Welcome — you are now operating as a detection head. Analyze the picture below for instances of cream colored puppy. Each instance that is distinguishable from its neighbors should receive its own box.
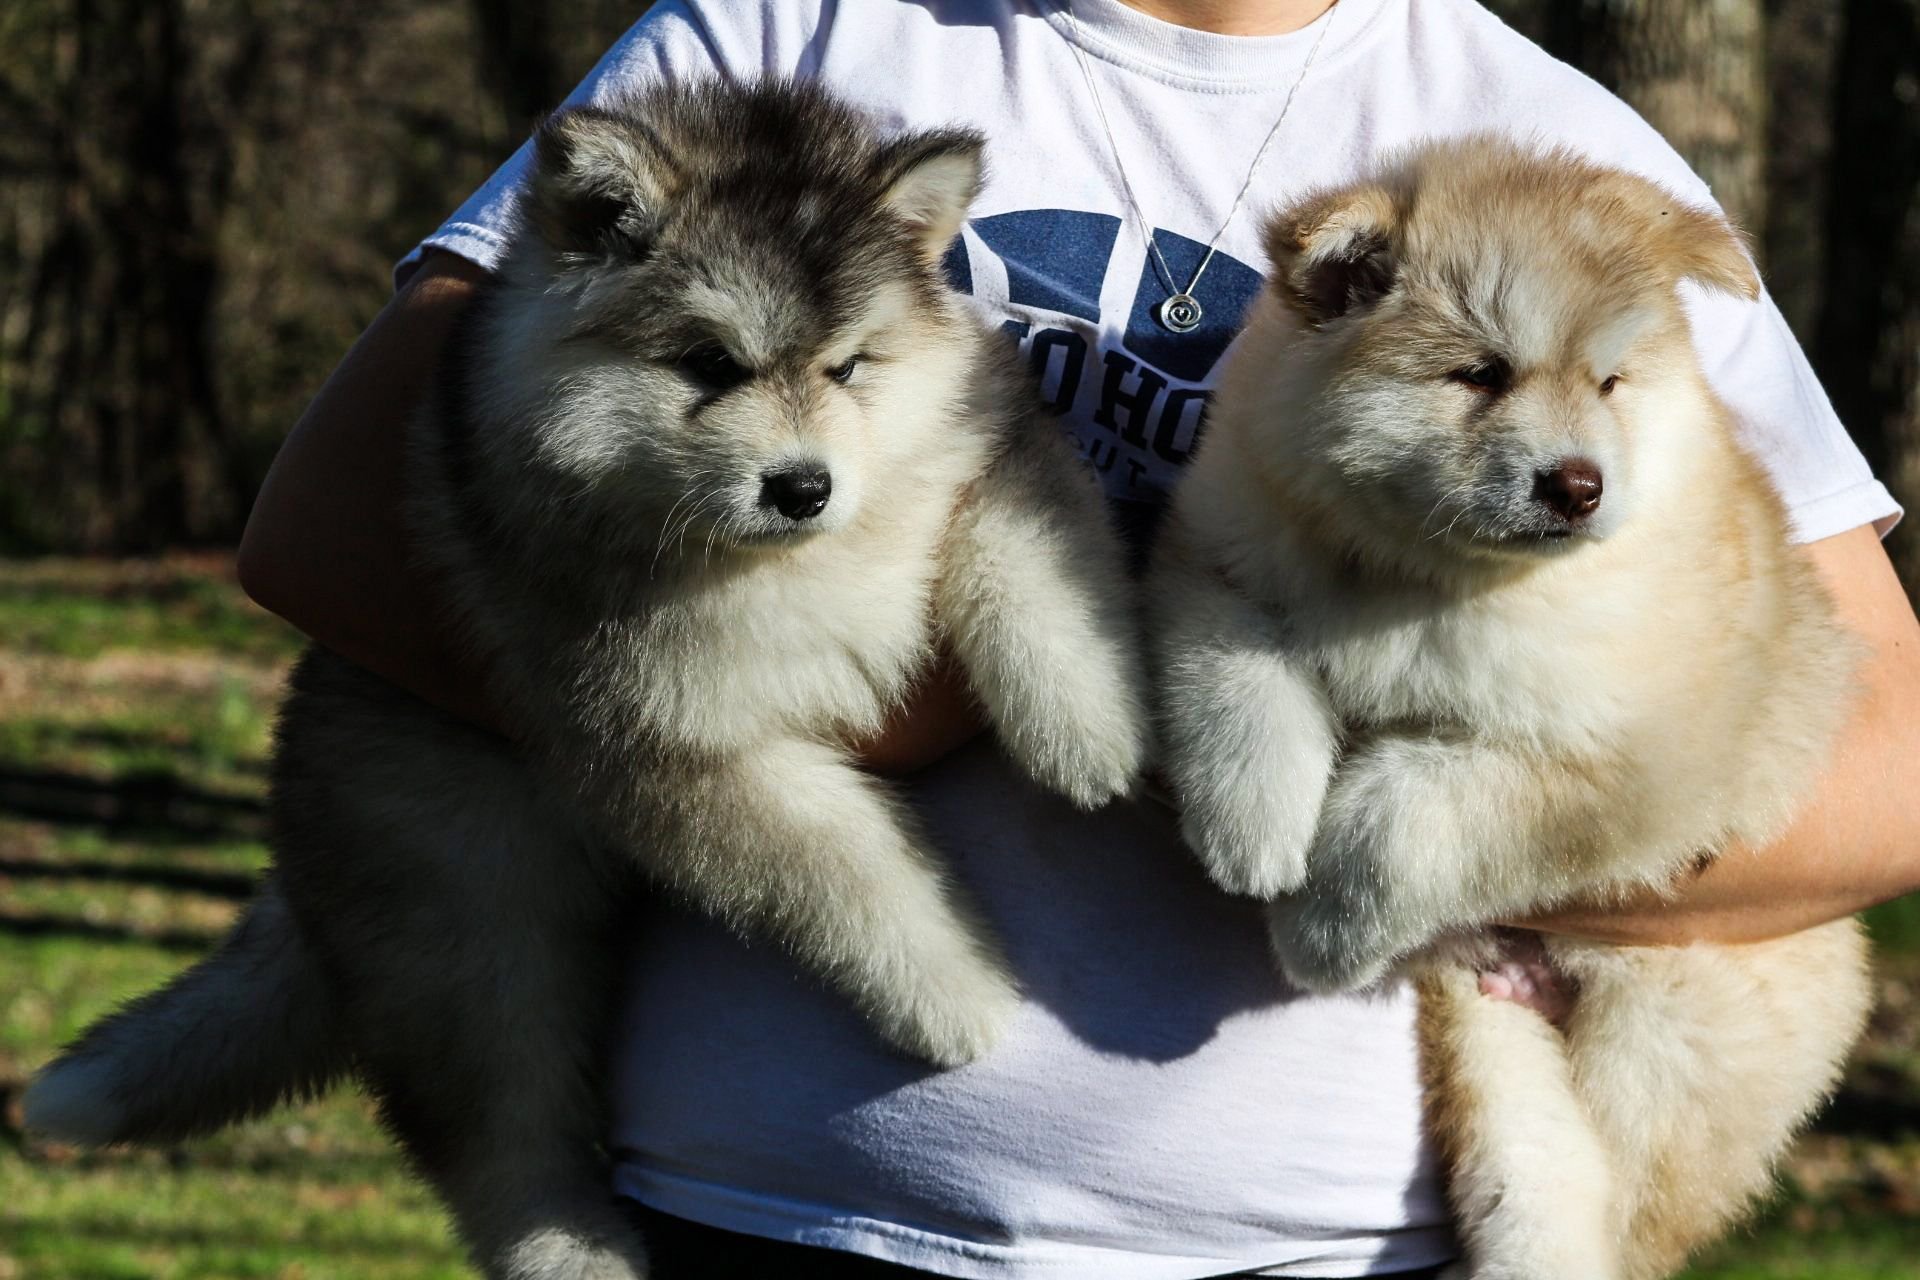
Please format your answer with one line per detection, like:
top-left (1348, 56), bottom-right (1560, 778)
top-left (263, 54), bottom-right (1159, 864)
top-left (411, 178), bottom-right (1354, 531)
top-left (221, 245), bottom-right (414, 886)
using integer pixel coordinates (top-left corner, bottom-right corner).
top-left (1149, 138), bottom-right (1874, 1280)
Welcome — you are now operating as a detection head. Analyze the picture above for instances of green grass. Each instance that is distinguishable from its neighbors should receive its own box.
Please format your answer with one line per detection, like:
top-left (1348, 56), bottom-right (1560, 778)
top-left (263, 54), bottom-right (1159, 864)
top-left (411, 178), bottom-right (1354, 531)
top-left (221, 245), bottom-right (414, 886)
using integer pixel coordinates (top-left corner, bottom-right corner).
top-left (0, 556), bottom-right (303, 662)
top-left (1866, 895), bottom-right (1920, 954)
top-left (0, 685), bottom-right (270, 791)
top-left (1689, 1217), bottom-right (1920, 1279)
top-left (0, 555), bottom-right (1915, 1278)
top-left (3, 1138), bottom-right (470, 1280)
top-left (0, 556), bottom-right (470, 1278)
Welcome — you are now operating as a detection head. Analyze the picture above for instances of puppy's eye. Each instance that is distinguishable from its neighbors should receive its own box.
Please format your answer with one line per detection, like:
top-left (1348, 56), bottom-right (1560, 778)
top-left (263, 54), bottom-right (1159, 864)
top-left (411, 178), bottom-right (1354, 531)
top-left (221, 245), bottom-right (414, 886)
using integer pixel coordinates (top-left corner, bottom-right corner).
top-left (1447, 360), bottom-right (1511, 394)
top-left (677, 343), bottom-right (750, 392)
top-left (827, 355), bottom-right (863, 384)
top-left (1599, 373), bottom-right (1622, 397)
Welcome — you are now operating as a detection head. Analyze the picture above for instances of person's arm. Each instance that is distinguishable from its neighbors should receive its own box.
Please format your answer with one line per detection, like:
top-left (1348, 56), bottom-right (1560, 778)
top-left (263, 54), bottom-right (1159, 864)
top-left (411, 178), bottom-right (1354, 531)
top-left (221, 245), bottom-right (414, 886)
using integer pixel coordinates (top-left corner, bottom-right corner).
top-left (857, 657), bottom-right (988, 774)
top-left (238, 251), bottom-right (503, 731)
top-left (1519, 522), bottom-right (1920, 945)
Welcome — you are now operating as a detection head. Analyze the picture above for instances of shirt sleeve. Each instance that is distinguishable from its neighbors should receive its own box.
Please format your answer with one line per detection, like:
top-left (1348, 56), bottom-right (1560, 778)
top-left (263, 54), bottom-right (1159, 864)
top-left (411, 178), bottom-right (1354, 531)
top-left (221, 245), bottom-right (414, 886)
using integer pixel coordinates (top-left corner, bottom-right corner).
top-left (393, 1), bottom-right (747, 289)
top-left (1681, 281), bottom-right (1901, 543)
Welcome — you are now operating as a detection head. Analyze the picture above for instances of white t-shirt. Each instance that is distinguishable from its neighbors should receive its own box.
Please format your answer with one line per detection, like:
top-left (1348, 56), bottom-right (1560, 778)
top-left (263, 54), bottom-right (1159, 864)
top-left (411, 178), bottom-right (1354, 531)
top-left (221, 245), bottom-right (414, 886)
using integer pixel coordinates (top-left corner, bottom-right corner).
top-left (400, 3), bottom-right (1900, 1277)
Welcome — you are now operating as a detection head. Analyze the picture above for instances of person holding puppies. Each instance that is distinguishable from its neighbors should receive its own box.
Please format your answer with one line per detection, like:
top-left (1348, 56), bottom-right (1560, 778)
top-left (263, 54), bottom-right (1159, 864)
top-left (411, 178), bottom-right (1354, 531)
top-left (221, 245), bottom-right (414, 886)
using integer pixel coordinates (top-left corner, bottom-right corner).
top-left (238, 1), bottom-right (1920, 1276)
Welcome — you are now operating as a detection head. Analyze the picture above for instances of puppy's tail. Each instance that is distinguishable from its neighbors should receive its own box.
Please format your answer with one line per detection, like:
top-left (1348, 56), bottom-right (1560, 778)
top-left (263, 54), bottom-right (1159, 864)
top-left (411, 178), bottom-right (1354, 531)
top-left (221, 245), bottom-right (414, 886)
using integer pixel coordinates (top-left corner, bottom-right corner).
top-left (23, 877), bottom-right (346, 1146)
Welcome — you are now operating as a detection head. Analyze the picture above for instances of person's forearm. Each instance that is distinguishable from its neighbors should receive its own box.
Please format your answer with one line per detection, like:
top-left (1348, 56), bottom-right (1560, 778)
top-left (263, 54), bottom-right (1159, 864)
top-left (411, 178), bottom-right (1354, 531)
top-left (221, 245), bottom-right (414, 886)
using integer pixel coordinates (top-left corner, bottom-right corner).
top-left (1522, 523), bottom-right (1920, 945)
top-left (238, 252), bottom-right (503, 733)
top-left (853, 655), bottom-right (987, 774)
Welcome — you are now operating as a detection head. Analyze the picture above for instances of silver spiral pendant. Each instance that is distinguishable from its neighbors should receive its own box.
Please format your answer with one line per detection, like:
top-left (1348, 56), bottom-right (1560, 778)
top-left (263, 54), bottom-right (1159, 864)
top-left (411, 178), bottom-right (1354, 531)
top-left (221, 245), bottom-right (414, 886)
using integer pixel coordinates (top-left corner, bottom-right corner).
top-left (1158, 293), bottom-right (1203, 333)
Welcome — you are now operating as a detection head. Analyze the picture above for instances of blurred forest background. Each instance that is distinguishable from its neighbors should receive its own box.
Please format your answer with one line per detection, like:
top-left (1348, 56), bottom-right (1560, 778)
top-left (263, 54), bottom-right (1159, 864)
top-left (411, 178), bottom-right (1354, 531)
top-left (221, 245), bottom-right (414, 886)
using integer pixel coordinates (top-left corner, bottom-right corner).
top-left (0, 0), bottom-right (1913, 582)
top-left (0, 0), bottom-right (643, 555)
top-left (1, 0), bottom-right (1918, 1277)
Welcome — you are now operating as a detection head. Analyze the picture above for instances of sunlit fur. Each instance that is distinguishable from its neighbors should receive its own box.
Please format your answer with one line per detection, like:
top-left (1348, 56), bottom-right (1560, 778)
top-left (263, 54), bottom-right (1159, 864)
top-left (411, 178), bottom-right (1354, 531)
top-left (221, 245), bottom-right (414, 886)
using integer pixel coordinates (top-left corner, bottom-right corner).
top-left (24, 82), bottom-right (1149, 1280)
top-left (1149, 137), bottom-right (1873, 1280)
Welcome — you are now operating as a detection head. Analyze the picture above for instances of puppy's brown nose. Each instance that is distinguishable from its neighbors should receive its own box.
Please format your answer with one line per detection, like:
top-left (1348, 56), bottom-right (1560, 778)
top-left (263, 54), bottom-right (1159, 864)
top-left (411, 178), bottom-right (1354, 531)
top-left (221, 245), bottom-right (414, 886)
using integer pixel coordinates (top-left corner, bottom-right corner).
top-left (1534, 462), bottom-right (1603, 522)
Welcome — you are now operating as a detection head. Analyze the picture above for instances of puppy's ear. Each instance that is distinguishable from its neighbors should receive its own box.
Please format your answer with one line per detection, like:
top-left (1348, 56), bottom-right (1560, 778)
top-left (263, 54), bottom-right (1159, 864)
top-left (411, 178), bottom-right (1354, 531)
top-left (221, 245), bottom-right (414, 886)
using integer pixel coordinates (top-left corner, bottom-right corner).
top-left (1589, 168), bottom-right (1759, 302)
top-left (527, 106), bottom-right (675, 257)
top-left (1653, 202), bottom-right (1760, 301)
top-left (876, 130), bottom-right (985, 259)
top-left (1263, 185), bottom-right (1401, 324)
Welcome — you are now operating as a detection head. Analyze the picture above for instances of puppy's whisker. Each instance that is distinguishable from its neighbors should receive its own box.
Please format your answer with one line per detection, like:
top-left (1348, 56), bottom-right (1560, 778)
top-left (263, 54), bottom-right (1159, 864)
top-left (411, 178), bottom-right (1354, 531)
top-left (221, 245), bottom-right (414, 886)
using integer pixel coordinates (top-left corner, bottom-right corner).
top-left (671, 490), bottom-right (722, 565)
top-left (1419, 482), bottom-right (1476, 538)
top-left (649, 489), bottom-right (705, 579)
top-left (1434, 501), bottom-right (1477, 543)
top-left (647, 471), bottom-right (733, 578)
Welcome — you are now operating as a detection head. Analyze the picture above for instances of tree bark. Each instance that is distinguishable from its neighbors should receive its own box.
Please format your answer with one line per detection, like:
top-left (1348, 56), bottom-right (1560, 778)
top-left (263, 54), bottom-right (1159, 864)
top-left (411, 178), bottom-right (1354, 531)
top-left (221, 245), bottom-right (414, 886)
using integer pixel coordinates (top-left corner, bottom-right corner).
top-left (1817, 0), bottom-right (1920, 591)
top-left (1762, 0), bottom-right (1842, 340)
top-left (469, 0), bottom-right (562, 135)
top-left (1554, 0), bottom-right (1771, 239)
top-left (3, 0), bottom-right (265, 550)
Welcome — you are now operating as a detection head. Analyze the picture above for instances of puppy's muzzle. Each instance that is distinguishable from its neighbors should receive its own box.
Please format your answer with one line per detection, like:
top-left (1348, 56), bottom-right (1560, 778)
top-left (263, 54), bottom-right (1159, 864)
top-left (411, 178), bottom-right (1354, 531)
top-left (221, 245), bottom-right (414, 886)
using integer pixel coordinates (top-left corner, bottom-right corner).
top-left (761, 466), bottom-right (833, 520)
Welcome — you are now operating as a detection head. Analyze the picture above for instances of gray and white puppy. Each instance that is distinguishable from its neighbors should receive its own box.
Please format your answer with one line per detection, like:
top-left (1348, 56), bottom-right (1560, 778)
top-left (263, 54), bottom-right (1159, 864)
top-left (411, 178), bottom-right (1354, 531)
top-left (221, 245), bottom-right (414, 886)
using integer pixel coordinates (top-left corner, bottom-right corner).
top-left (25, 81), bottom-right (1149, 1280)
top-left (1150, 139), bottom-right (1871, 1279)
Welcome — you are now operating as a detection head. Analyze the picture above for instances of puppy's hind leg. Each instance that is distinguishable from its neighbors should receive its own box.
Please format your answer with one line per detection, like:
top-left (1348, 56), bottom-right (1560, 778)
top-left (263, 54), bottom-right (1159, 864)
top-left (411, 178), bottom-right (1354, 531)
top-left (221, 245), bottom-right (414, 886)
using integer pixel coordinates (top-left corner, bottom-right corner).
top-left (1416, 965), bottom-right (1618, 1280)
top-left (306, 774), bottom-right (647, 1279)
top-left (1551, 924), bottom-right (1872, 1280)
top-left (644, 737), bottom-right (1022, 1067)
top-left (350, 889), bottom-right (648, 1280)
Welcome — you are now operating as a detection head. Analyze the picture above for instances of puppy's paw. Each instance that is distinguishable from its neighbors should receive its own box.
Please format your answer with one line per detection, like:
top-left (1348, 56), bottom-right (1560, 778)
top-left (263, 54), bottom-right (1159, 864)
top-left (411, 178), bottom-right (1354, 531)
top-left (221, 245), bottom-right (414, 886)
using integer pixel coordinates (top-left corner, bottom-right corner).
top-left (1175, 771), bottom-right (1323, 898)
top-left (1262, 740), bottom-right (1479, 994)
top-left (503, 1226), bottom-right (649, 1280)
top-left (1005, 691), bottom-right (1151, 811)
top-left (1183, 817), bottom-right (1308, 898)
top-left (874, 959), bottom-right (1024, 1068)
top-left (1267, 893), bottom-right (1399, 995)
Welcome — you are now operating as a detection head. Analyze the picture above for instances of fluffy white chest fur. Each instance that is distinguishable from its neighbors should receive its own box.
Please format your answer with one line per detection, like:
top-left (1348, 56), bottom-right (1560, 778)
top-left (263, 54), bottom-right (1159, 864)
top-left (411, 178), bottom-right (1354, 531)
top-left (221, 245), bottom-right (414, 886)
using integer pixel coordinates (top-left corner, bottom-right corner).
top-left (626, 455), bottom-right (982, 751)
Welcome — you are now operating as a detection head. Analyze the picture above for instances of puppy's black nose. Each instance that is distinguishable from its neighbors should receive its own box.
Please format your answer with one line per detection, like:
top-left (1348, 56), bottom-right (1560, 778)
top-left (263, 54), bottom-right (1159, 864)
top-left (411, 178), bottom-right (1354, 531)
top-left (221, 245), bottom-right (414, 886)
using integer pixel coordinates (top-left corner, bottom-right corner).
top-left (1534, 461), bottom-right (1603, 522)
top-left (761, 467), bottom-right (832, 520)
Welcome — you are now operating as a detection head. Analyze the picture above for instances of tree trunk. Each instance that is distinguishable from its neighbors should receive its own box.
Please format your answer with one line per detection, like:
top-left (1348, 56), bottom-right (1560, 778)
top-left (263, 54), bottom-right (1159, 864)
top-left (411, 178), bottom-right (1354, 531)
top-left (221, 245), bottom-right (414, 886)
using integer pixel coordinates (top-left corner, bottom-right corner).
top-left (469, 0), bottom-right (562, 134)
top-left (1817, 0), bottom-right (1920, 592)
top-left (1762, 0), bottom-right (1842, 340)
top-left (3, 0), bottom-right (261, 551)
top-left (1553, 0), bottom-right (1771, 239)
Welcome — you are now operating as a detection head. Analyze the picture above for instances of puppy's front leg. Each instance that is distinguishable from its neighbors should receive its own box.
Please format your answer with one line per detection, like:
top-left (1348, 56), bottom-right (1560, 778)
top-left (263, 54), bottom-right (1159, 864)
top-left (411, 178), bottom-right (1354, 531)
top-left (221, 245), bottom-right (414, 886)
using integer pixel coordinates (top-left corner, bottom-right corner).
top-left (634, 736), bottom-right (1022, 1066)
top-left (935, 411), bottom-right (1150, 809)
top-left (1147, 539), bottom-right (1339, 897)
top-left (1272, 734), bottom-right (1612, 993)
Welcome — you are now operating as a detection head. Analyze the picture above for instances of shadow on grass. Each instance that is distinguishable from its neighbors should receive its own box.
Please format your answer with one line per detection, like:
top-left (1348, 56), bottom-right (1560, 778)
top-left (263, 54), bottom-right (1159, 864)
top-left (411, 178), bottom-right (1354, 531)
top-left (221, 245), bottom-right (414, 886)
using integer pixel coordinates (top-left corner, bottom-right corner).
top-left (5, 1217), bottom-right (455, 1256)
top-left (0, 765), bottom-right (264, 843)
top-left (8, 1141), bottom-right (430, 1184)
top-left (1816, 1064), bottom-right (1920, 1140)
top-left (42, 725), bottom-right (271, 777)
top-left (0, 909), bottom-right (225, 953)
top-left (0, 855), bottom-right (256, 900)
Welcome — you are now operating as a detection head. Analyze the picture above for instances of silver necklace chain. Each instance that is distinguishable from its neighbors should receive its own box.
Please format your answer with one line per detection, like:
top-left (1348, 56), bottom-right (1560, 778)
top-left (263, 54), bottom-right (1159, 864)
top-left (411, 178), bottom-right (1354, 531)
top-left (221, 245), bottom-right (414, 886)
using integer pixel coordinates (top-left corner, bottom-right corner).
top-left (1059, 0), bottom-right (1340, 333)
